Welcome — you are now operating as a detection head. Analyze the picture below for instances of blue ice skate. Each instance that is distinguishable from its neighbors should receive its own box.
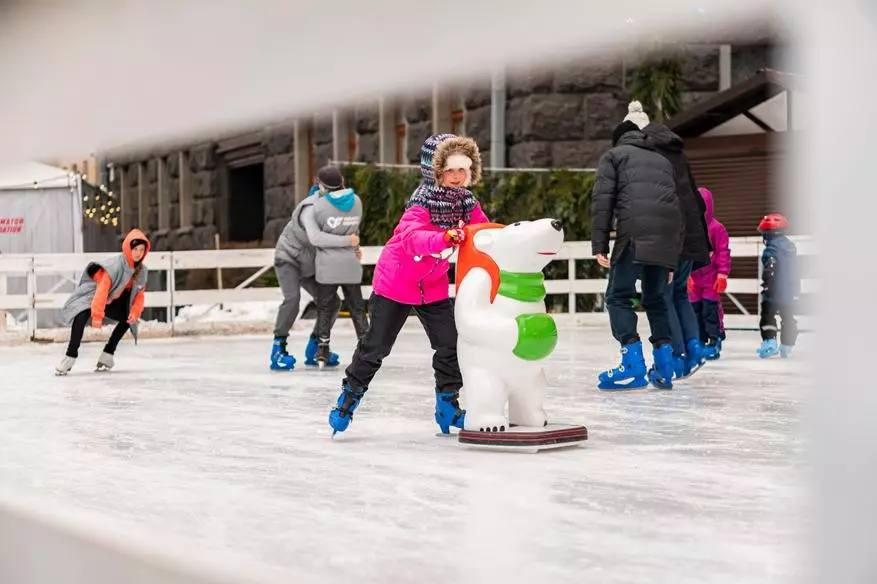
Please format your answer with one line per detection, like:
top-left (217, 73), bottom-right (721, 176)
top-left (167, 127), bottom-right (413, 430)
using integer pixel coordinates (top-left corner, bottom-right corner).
top-left (682, 338), bottom-right (706, 378)
top-left (757, 338), bottom-right (779, 359)
top-left (779, 344), bottom-right (793, 359)
top-left (435, 389), bottom-right (466, 434)
top-left (703, 337), bottom-right (722, 361)
top-left (329, 383), bottom-right (364, 435)
top-left (672, 355), bottom-right (686, 380)
top-left (598, 341), bottom-right (648, 390)
top-left (647, 344), bottom-right (675, 390)
top-left (304, 334), bottom-right (340, 367)
top-left (270, 337), bottom-right (296, 371)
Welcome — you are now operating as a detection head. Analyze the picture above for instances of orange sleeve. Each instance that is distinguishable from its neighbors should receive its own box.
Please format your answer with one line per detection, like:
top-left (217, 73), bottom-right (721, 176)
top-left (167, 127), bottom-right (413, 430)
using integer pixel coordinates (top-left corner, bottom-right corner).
top-left (90, 270), bottom-right (112, 320)
top-left (129, 288), bottom-right (146, 321)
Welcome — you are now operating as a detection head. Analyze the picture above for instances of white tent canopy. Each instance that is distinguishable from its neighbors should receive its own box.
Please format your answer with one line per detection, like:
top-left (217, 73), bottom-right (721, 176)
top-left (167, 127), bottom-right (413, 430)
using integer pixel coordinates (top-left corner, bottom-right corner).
top-left (0, 161), bottom-right (76, 191)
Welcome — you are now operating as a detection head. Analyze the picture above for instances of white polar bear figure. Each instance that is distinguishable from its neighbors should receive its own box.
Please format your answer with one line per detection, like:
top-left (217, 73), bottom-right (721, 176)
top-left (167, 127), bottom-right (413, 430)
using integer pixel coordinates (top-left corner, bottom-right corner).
top-left (454, 218), bottom-right (564, 432)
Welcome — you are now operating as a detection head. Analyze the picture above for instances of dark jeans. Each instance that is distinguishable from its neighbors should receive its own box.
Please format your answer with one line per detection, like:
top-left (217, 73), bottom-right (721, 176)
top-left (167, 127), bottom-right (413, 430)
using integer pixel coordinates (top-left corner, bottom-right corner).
top-left (665, 259), bottom-right (700, 356)
top-left (315, 282), bottom-right (370, 344)
top-left (693, 299), bottom-right (722, 341)
top-left (344, 294), bottom-right (461, 393)
top-left (760, 299), bottom-right (798, 346)
top-left (606, 246), bottom-right (671, 347)
top-left (66, 290), bottom-right (131, 358)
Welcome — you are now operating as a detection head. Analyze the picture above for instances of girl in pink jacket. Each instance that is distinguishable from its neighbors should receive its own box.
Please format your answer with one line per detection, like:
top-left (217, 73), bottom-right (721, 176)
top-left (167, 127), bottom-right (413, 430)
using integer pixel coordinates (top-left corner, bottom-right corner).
top-left (688, 187), bottom-right (731, 359)
top-left (329, 134), bottom-right (490, 435)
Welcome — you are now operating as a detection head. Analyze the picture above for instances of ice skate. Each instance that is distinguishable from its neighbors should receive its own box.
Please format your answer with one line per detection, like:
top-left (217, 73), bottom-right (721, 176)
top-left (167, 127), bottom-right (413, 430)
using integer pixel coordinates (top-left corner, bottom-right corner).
top-left (329, 383), bottom-right (364, 435)
top-left (682, 338), bottom-right (706, 378)
top-left (598, 341), bottom-right (648, 390)
top-left (315, 343), bottom-right (332, 371)
top-left (647, 344), bottom-right (674, 390)
top-left (95, 352), bottom-right (114, 372)
top-left (434, 389), bottom-right (466, 434)
top-left (757, 338), bottom-right (778, 359)
top-left (270, 336), bottom-right (296, 371)
top-left (304, 334), bottom-right (340, 367)
top-left (55, 356), bottom-right (75, 376)
top-left (779, 344), bottom-right (793, 359)
top-left (703, 337), bottom-right (722, 361)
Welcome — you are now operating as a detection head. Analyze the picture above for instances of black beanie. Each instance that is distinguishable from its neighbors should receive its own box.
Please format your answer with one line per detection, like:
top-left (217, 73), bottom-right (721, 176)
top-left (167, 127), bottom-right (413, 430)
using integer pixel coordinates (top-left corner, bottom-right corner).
top-left (316, 166), bottom-right (344, 191)
top-left (612, 120), bottom-right (641, 146)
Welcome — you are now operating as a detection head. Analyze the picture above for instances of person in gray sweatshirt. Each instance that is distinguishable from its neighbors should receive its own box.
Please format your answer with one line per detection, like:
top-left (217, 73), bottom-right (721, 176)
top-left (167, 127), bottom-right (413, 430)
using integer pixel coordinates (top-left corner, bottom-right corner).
top-left (308, 166), bottom-right (369, 367)
top-left (271, 167), bottom-right (358, 370)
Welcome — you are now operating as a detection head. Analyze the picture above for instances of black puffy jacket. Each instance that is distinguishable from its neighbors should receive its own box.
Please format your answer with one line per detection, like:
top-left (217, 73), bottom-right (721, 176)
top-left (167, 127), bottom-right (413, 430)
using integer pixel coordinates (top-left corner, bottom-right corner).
top-left (590, 130), bottom-right (683, 270)
top-left (642, 123), bottom-right (711, 267)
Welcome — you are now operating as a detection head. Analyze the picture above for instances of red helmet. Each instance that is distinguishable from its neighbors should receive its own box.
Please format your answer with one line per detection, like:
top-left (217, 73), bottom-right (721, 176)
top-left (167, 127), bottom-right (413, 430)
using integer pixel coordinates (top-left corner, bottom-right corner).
top-left (758, 213), bottom-right (789, 233)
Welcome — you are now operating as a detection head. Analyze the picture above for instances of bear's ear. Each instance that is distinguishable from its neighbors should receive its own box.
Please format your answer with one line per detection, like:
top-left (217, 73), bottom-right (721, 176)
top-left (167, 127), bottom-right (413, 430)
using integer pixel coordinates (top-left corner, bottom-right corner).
top-left (473, 229), bottom-right (495, 252)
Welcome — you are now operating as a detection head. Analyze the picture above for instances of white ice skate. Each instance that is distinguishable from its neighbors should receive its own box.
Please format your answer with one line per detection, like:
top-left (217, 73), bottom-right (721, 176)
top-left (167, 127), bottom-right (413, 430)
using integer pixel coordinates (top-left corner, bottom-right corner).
top-left (95, 352), bottom-right (115, 372)
top-left (55, 356), bottom-right (76, 376)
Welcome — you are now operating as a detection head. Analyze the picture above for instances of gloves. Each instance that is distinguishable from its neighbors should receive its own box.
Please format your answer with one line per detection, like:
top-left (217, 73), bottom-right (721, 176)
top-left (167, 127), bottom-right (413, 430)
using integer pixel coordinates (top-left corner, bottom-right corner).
top-left (687, 277), bottom-right (695, 293)
top-left (714, 273), bottom-right (728, 293)
top-left (443, 227), bottom-right (465, 245)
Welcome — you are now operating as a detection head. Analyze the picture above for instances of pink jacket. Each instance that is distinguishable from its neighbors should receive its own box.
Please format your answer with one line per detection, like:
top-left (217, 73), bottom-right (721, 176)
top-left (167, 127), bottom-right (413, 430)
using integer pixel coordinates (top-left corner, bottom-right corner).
top-left (372, 204), bottom-right (490, 305)
top-left (690, 187), bottom-right (731, 289)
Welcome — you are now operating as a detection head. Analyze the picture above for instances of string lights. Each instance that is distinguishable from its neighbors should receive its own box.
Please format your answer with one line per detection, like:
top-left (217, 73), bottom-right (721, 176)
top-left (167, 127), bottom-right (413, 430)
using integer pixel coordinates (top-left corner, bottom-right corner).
top-left (81, 176), bottom-right (121, 228)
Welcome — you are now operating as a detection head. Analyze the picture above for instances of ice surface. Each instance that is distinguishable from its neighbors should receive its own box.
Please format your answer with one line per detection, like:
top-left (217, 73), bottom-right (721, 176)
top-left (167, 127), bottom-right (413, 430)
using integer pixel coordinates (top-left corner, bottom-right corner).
top-left (0, 322), bottom-right (809, 584)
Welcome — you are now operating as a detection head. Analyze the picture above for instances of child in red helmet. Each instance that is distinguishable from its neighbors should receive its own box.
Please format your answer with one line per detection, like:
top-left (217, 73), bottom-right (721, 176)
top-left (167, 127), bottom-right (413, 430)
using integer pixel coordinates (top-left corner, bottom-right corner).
top-left (756, 213), bottom-right (799, 358)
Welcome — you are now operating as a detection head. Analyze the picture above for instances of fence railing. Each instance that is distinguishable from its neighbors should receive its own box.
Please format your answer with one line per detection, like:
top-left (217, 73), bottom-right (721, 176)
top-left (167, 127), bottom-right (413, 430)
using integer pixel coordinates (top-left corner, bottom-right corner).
top-left (0, 236), bottom-right (815, 339)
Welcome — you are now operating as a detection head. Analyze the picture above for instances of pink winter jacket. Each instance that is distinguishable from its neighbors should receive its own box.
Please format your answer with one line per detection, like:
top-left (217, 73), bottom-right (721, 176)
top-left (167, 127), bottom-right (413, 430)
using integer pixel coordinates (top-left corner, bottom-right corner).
top-left (690, 187), bottom-right (731, 289)
top-left (372, 204), bottom-right (490, 305)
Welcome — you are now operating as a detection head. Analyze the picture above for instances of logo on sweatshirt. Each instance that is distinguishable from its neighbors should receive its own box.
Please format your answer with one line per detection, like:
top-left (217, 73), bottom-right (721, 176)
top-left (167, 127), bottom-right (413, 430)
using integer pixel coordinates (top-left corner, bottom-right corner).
top-left (326, 216), bottom-right (360, 229)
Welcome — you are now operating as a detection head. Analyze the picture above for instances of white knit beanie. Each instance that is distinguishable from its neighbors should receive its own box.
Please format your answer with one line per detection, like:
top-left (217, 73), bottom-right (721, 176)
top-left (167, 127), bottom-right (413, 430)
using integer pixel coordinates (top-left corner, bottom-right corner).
top-left (623, 101), bottom-right (651, 129)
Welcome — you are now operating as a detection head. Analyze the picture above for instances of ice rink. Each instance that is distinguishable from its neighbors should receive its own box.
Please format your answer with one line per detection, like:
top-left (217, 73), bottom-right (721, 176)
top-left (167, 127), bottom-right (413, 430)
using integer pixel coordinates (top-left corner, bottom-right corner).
top-left (0, 320), bottom-right (808, 584)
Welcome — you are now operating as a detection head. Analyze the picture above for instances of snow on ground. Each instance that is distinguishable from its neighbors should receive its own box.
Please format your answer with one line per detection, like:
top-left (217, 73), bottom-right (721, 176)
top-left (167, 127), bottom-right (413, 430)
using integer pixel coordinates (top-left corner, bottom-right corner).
top-left (0, 321), bottom-right (809, 584)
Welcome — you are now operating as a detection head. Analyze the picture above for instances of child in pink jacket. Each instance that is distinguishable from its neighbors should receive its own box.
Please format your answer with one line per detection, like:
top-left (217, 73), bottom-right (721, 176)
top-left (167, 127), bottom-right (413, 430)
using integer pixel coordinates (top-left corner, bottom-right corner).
top-left (688, 187), bottom-right (731, 359)
top-left (329, 134), bottom-right (490, 435)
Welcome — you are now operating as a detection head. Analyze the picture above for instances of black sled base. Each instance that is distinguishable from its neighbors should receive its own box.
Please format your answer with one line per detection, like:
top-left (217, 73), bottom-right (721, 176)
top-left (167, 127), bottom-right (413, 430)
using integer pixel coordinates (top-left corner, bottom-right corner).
top-left (458, 423), bottom-right (587, 453)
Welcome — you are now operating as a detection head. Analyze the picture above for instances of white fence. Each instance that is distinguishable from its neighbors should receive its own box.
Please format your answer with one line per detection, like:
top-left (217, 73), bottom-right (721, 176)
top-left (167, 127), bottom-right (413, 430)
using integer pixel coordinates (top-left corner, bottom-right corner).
top-left (0, 236), bottom-right (815, 339)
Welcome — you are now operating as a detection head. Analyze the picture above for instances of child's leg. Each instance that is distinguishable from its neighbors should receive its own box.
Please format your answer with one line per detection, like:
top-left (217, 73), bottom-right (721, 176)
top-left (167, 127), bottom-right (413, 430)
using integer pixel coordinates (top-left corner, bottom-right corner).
top-left (102, 291), bottom-right (132, 355)
top-left (413, 298), bottom-right (461, 393)
top-left (759, 300), bottom-right (778, 341)
top-left (273, 261), bottom-right (303, 339)
top-left (701, 299), bottom-right (721, 339)
top-left (314, 282), bottom-right (341, 347)
top-left (691, 299), bottom-right (705, 340)
top-left (340, 283), bottom-right (370, 340)
top-left (779, 306), bottom-right (799, 347)
top-left (343, 294), bottom-right (411, 392)
top-left (717, 300), bottom-right (726, 340)
top-left (65, 309), bottom-right (91, 358)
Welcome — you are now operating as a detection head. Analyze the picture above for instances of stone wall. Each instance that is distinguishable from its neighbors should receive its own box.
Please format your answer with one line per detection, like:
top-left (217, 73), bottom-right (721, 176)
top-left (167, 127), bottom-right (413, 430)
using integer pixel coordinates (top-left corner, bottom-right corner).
top-left (261, 124), bottom-right (295, 243)
top-left (504, 46), bottom-right (723, 169)
top-left (106, 41), bottom-right (779, 251)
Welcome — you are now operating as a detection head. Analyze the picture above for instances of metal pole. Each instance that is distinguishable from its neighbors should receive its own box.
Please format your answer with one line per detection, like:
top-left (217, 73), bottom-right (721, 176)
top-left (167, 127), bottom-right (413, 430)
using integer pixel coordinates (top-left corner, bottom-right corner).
top-left (490, 68), bottom-right (507, 169)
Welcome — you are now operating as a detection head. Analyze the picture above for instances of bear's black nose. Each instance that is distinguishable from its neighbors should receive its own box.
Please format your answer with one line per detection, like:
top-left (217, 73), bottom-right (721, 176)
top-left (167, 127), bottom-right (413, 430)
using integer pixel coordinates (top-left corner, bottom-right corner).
top-left (551, 219), bottom-right (562, 231)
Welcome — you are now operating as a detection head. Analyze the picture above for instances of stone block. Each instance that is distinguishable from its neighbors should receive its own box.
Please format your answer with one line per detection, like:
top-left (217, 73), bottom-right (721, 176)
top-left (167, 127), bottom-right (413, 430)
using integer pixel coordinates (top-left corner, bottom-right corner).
top-left (263, 217), bottom-right (287, 244)
top-left (584, 93), bottom-right (627, 140)
top-left (406, 121), bottom-right (432, 163)
top-left (553, 61), bottom-right (623, 93)
top-left (355, 104), bottom-right (380, 134)
top-left (508, 142), bottom-right (552, 168)
top-left (189, 144), bottom-right (217, 172)
top-left (356, 132), bottom-right (379, 163)
top-left (463, 105), bottom-right (491, 153)
top-left (403, 96), bottom-right (431, 124)
top-left (506, 94), bottom-right (586, 142)
top-left (507, 66), bottom-right (554, 98)
top-left (263, 124), bottom-right (295, 155)
top-left (680, 45), bottom-right (720, 91)
top-left (551, 140), bottom-right (610, 169)
top-left (264, 185), bottom-right (295, 221)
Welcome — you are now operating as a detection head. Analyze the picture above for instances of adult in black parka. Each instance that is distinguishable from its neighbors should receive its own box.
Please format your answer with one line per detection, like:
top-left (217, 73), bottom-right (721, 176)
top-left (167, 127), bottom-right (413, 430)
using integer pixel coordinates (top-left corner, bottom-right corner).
top-left (591, 117), bottom-right (683, 390)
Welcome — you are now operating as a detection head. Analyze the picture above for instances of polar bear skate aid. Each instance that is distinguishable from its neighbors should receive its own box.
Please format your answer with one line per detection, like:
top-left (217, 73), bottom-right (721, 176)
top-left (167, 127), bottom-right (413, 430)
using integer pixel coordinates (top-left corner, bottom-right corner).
top-left (452, 219), bottom-right (588, 452)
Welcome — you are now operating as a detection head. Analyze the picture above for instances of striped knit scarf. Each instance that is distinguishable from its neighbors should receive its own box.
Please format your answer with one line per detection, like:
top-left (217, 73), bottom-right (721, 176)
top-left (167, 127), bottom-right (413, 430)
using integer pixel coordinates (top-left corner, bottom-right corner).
top-left (406, 133), bottom-right (477, 229)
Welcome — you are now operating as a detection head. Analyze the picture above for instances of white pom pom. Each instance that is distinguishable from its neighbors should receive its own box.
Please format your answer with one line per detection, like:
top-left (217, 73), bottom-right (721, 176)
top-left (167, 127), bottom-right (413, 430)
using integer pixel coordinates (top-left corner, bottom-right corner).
top-left (628, 100), bottom-right (644, 113)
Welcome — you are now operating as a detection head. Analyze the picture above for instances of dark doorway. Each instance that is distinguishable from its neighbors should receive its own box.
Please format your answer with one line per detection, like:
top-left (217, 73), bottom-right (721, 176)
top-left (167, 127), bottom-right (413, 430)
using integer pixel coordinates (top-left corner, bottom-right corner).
top-left (227, 163), bottom-right (265, 242)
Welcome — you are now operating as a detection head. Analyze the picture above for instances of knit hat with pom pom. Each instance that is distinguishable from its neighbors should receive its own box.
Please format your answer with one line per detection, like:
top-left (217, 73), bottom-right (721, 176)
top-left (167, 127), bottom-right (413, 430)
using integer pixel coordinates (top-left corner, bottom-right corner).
top-left (623, 100), bottom-right (650, 129)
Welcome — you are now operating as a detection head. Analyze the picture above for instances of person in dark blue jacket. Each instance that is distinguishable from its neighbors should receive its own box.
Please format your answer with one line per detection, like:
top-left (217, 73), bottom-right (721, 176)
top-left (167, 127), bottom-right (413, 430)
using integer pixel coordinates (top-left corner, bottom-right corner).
top-left (756, 213), bottom-right (800, 358)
